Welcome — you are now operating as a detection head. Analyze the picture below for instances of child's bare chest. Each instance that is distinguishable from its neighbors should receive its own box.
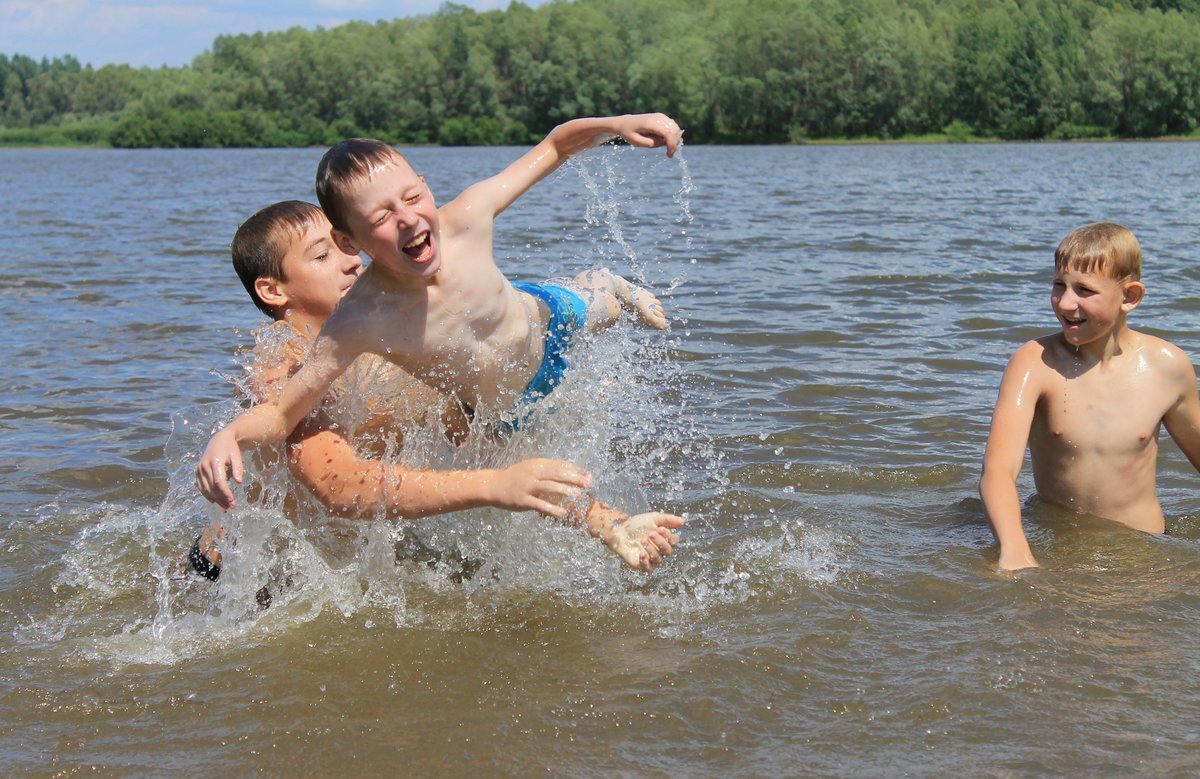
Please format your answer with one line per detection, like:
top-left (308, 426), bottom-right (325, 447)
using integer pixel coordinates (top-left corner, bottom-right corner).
top-left (360, 268), bottom-right (539, 402)
top-left (1034, 366), bottom-right (1169, 457)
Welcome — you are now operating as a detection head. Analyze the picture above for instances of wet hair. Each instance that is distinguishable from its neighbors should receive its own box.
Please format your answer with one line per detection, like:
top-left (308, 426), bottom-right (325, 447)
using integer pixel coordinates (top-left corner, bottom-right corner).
top-left (1054, 221), bottom-right (1142, 281)
top-left (231, 200), bottom-right (326, 319)
top-left (315, 138), bottom-right (408, 235)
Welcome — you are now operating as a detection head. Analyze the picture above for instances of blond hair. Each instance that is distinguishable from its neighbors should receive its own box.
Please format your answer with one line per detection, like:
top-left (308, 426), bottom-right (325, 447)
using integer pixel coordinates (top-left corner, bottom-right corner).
top-left (1054, 221), bottom-right (1142, 281)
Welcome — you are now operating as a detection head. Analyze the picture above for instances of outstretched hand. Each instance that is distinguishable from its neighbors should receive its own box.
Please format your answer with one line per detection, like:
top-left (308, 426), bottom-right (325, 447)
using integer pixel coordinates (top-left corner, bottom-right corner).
top-left (614, 113), bottom-right (683, 158)
top-left (195, 427), bottom-right (245, 509)
top-left (494, 458), bottom-right (593, 519)
top-left (602, 511), bottom-right (685, 572)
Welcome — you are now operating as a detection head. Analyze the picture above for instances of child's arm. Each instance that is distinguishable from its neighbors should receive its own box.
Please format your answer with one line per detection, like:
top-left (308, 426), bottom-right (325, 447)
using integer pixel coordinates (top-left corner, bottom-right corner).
top-left (288, 423), bottom-right (594, 519)
top-left (979, 343), bottom-right (1042, 571)
top-left (454, 113), bottom-right (682, 219)
top-left (195, 334), bottom-right (355, 508)
top-left (1162, 347), bottom-right (1200, 473)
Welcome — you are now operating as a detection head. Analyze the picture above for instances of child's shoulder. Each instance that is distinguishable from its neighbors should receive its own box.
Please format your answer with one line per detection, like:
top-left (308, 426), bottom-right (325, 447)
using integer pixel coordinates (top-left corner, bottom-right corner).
top-left (249, 321), bottom-right (308, 401)
top-left (437, 185), bottom-right (490, 232)
top-left (1129, 327), bottom-right (1187, 354)
top-left (1128, 329), bottom-right (1196, 378)
top-left (326, 273), bottom-right (387, 327)
top-left (999, 334), bottom-right (1071, 386)
top-left (1007, 334), bottom-right (1057, 366)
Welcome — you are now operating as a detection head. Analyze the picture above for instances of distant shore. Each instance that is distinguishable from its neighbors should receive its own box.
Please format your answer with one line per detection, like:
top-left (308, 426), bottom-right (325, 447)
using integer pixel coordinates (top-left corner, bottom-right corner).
top-left (2, 131), bottom-right (1198, 151)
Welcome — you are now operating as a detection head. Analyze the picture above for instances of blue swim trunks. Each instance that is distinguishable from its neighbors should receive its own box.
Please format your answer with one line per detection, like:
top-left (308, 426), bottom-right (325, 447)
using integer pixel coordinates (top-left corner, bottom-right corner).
top-left (510, 281), bottom-right (588, 407)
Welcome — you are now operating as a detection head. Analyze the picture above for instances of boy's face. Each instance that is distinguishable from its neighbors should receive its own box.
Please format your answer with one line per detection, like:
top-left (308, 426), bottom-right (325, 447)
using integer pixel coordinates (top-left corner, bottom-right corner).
top-left (337, 158), bottom-right (440, 280)
top-left (1050, 266), bottom-right (1143, 348)
top-left (275, 216), bottom-right (363, 325)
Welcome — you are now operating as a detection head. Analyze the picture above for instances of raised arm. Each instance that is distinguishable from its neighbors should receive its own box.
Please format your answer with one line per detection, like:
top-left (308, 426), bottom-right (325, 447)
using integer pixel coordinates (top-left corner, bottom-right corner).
top-left (1162, 346), bottom-right (1200, 474)
top-left (455, 113), bottom-right (682, 218)
top-left (979, 342), bottom-right (1042, 571)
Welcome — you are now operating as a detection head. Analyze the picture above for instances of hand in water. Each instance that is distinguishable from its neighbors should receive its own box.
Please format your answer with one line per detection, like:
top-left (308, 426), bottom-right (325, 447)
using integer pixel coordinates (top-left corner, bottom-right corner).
top-left (601, 512), bottom-right (685, 573)
top-left (998, 548), bottom-right (1040, 572)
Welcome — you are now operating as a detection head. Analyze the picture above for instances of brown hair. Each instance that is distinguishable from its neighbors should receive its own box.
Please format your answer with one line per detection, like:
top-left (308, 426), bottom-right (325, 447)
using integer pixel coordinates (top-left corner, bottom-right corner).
top-left (1054, 221), bottom-right (1142, 281)
top-left (315, 138), bottom-right (408, 235)
top-left (231, 200), bottom-right (325, 318)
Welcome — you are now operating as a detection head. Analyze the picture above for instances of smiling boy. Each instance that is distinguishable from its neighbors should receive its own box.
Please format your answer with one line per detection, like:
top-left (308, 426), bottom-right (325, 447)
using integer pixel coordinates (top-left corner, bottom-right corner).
top-left (197, 113), bottom-right (686, 574)
top-left (193, 200), bottom-right (683, 576)
top-left (979, 222), bottom-right (1200, 570)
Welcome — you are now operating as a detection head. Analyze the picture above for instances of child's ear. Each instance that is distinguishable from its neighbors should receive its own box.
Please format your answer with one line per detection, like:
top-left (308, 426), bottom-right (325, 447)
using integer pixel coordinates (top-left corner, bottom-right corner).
top-left (332, 229), bottom-right (358, 256)
top-left (1121, 280), bottom-right (1146, 311)
top-left (255, 276), bottom-right (288, 309)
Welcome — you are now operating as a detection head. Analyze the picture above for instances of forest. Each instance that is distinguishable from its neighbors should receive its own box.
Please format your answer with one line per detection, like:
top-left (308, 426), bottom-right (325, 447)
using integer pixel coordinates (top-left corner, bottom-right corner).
top-left (2, 0), bottom-right (1198, 147)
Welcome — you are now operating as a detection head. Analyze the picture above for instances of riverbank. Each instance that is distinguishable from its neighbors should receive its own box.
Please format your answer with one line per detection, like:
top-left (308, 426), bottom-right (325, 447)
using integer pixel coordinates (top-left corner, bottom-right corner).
top-left (4, 129), bottom-right (1199, 150)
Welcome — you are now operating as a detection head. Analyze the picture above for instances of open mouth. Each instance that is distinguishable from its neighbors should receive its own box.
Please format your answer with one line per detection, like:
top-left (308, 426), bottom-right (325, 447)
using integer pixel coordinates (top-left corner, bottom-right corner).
top-left (402, 231), bottom-right (433, 263)
top-left (1061, 315), bottom-right (1086, 328)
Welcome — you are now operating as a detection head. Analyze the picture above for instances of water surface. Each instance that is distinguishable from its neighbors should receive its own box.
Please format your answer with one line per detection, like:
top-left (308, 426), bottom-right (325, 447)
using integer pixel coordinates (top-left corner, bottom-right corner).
top-left (1, 141), bottom-right (1198, 775)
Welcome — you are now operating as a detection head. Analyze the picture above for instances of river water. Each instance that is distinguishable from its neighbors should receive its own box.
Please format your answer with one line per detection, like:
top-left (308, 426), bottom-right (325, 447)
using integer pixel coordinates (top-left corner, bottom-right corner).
top-left (1, 141), bottom-right (1198, 775)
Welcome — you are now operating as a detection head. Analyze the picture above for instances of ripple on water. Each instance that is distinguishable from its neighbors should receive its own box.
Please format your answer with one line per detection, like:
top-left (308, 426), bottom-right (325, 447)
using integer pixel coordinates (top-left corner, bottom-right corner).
top-left (3, 143), bottom-right (1200, 773)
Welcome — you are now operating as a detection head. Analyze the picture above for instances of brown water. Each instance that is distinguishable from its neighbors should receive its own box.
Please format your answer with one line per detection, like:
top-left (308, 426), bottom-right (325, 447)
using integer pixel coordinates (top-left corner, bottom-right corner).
top-left (1, 143), bottom-right (1198, 775)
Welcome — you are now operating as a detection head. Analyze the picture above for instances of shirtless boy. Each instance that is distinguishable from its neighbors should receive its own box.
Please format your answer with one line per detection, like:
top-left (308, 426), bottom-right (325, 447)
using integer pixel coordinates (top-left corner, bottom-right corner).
top-left (979, 222), bottom-right (1200, 570)
top-left (194, 199), bottom-right (682, 575)
top-left (197, 113), bottom-right (684, 570)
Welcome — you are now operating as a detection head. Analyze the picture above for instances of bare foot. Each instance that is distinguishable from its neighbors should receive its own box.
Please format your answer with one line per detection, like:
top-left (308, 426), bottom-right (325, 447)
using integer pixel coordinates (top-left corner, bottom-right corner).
top-left (599, 512), bottom-right (684, 572)
top-left (626, 286), bottom-right (668, 330)
top-left (583, 268), bottom-right (668, 330)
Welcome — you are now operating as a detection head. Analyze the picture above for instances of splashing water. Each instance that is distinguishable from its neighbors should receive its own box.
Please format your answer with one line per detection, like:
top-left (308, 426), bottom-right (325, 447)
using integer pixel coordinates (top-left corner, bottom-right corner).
top-left (26, 146), bottom-right (844, 665)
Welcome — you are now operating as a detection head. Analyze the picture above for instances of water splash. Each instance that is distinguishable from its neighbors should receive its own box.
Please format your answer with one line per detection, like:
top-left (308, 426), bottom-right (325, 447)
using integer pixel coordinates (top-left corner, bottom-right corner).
top-left (9, 146), bottom-right (844, 665)
top-left (565, 144), bottom-right (696, 296)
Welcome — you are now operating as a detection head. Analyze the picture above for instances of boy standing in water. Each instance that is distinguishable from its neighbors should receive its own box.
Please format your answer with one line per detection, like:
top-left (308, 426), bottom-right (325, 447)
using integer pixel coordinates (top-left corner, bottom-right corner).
top-left (980, 222), bottom-right (1200, 570)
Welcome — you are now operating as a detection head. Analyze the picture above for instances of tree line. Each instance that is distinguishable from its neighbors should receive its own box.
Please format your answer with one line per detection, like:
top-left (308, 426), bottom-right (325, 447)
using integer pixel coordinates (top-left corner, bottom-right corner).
top-left (2, 0), bottom-right (1199, 147)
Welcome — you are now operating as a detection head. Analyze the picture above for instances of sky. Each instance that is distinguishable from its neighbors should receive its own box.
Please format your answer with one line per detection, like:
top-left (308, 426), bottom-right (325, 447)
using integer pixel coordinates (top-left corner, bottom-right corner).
top-left (0, 0), bottom-right (539, 68)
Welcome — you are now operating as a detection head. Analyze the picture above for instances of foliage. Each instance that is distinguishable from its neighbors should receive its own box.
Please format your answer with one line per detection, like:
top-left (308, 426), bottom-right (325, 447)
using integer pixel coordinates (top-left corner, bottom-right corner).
top-left (1, 0), bottom-right (1198, 147)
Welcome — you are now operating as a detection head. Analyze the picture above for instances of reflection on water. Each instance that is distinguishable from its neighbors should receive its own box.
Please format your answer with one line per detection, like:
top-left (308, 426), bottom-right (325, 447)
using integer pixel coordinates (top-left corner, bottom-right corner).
top-left (1, 142), bottom-right (1199, 774)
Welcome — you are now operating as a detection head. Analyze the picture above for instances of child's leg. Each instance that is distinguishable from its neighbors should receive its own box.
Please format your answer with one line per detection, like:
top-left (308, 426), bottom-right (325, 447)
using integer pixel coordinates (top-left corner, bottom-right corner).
top-left (572, 269), bottom-right (668, 331)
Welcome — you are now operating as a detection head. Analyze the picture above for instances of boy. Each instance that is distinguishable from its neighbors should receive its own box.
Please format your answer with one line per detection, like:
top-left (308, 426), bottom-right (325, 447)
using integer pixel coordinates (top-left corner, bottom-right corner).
top-left (197, 113), bottom-right (684, 565)
top-left (193, 200), bottom-right (682, 577)
top-left (979, 222), bottom-right (1200, 570)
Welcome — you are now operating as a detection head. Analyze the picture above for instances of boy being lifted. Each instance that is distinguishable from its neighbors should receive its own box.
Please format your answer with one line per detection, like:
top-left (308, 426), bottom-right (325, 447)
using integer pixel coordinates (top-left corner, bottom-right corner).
top-left (980, 222), bottom-right (1200, 570)
top-left (197, 113), bottom-right (685, 570)
top-left (191, 200), bottom-right (682, 578)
